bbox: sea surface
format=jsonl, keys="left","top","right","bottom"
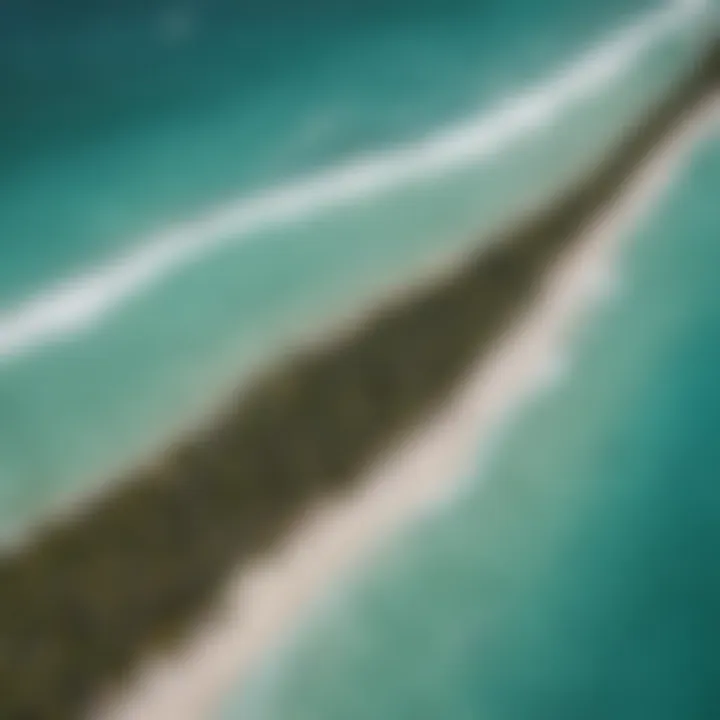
{"left": 0, "top": 0, "right": 709, "bottom": 535}
{"left": 1, "top": 1, "right": 719, "bottom": 717}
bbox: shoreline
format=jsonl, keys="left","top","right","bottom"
{"left": 0, "top": 41, "right": 716, "bottom": 720}
{"left": 99, "top": 99, "right": 720, "bottom": 720}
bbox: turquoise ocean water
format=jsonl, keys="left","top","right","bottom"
{"left": 0, "top": 0, "right": 708, "bottom": 535}
{"left": 1, "top": 1, "right": 719, "bottom": 716}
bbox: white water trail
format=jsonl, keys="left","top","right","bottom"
{"left": 0, "top": 0, "right": 707, "bottom": 362}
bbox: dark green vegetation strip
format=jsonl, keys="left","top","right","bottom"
{"left": 0, "top": 43, "right": 717, "bottom": 720}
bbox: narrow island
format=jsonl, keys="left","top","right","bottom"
{"left": 0, "top": 38, "right": 717, "bottom": 720}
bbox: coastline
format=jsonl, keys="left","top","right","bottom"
{"left": 98, "top": 99, "right": 720, "bottom": 720}
{"left": 0, "top": 40, "right": 716, "bottom": 720}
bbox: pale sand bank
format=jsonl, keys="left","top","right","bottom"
{"left": 98, "top": 96, "right": 719, "bottom": 720}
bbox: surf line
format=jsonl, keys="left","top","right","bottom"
{"left": 0, "top": 0, "right": 707, "bottom": 362}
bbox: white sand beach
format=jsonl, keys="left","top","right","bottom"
{"left": 97, "top": 95, "right": 719, "bottom": 720}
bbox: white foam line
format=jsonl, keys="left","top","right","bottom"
{"left": 0, "top": 0, "right": 707, "bottom": 362}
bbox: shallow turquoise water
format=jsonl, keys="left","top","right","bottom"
{"left": 217, "top": 126, "right": 720, "bottom": 720}
{"left": 0, "top": 0, "right": 658, "bottom": 303}
{"left": 0, "top": 0, "right": 706, "bottom": 535}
